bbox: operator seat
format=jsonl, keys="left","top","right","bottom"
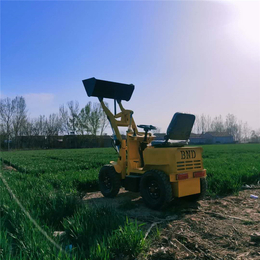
{"left": 151, "top": 113, "right": 195, "bottom": 147}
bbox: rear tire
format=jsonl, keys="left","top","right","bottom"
{"left": 99, "top": 165, "right": 121, "bottom": 198}
{"left": 140, "top": 170, "right": 172, "bottom": 210}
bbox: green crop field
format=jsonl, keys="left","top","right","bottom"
{"left": 201, "top": 144, "right": 260, "bottom": 195}
{"left": 1, "top": 144, "right": 260, "bottom": 259}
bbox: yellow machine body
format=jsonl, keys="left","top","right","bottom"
{"left": 143, "top": 146, "right": 205, "bottom": 197}
{"left": 111, "top": 130, "right": 206, "bottom": 198}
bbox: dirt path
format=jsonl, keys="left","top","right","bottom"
{"left": 83, "top": 188, "right": 260, "bottom": 260}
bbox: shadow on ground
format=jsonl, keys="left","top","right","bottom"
{"left": 82, "top": 188, "right": 200, "bottom": 222}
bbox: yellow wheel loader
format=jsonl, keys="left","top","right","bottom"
{"left": 82, "top": 78, "right": 207, "bottom": 209}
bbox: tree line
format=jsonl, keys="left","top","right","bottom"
{"left": 192, "top": 114, "right": 260, "bottom": 143}
{"left": 0, "top": 96, "right": 109, "bottom": 149}
{"left": 1, "top": 96, "right": 260, "bottom": 147}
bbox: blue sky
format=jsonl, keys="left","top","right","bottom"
{"left": 1, "top": 1, "right": 260, "bottom": 132}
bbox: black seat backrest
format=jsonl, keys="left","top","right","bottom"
{"left": 165, "top": 113, "right": 195, "bottom": 142}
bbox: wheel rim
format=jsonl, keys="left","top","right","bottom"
{"left": 146, "top": 178, "right": 160, "bottom": 200}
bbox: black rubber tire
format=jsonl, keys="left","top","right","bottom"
{"left": 189, "top": 178, "right": 207, "bottom": 201}
{"left": 140, "top": 170, "right": 172, "bottom": 210}
{"left": 99, "top": 165, "right": 121, "bottom": 198}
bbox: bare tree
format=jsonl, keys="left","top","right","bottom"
{"left": 59, "top": 105, "right": 70, "bottom": 135}
{"left": 200, "top": 114, "right": 207, "bottom": 133}
{"left": 225, "top": 114, "right": 242, "bottom": 141}
{"left": 22, "top": 115, "right": 46, "bottom": 136}
{"left": 236, "top": 121, "right": 243, "bottom": 142}
{"left": 205, "top": 115, "right": 212, "bottom": 132}
{"left": 22, "top": 118, "right": 34, "bottom": 136}
{"left": 99, "top": 102, "right": 109, "bottom": 136}
{"left": 0, "top": 97, "right": 15, "bottom": 150}
{"left": 211, "top": 115, "right": 225, "bottom": 132}
{"left": 88, "top": 103, "right": 101, "bottom": 136}
{"left": 0, "top": 96, "right": 28, "bottom": 148}
{"left": 0, "top": 122, "right": 5, "bottom": 136}
{"left": 250, "top": 130, "right": 260, "bottom": 143}
{"left": 193, "top": 114, "right": 219, "bottom": 134}
{"left": 77, "top": 103, "right": 91, "bottom": 135}
{"left": 12, "top": 96, "right": 27, "bottom": 140}
{"left": 33, "top": 115, "right": 47, "bottom": 136}
{"left": 192, "top": 115, "right": 201, "bottom": 134}
{"left": 67, "top": 101, "right": 79, "bottom": 133}
{"left": 76, "top": 102, "right": 109, "bottom": 136}
{"left": 256, "top": 129, "right": 260, "bottom": 143}
{"left": 242, "top": 122, "right": 251, "bottom": 142}
{"left": 45, "top": 113, "right": 62, "bottom": 136}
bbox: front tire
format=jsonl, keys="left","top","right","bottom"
{"left": 140, "top": 170, "right": 172, "bottom": 210}
{"left": 99, "top": 165, "right": 121, "bottom": 198}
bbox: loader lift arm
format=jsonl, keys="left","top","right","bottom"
{"left": 98, "top": 98, "right": 139, "bottom": 150}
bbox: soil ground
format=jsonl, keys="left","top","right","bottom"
{"left": 83, "top": 188, "right": 260, "bottom": 260}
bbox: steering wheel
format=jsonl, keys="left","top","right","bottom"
{"left": 137, "top": 125, "right": 156, "bottom": 142}
{"left": 137, "top": 125, "right": 157, "bottom": 132}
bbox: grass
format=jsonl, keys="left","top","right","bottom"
{"left": 1, "top": 148, "right": 118, "bottom": 197}
{"left": 2, "top": 144, "right": 259, "bottom": 196}
{"left": 0, "top": 148, "right": 146, "bottom": 259}
{"left": 1, "top": 144, "right": 260, "bottom": 259}
{"left": 201, "top": 144, "right": 260, "bottom": 195}
{"left": 0, "top": 169, "right": 145, "bottom": 259}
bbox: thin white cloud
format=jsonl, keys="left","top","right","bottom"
{"left": 24, "top": 93, "right": 54, "bottom": 102}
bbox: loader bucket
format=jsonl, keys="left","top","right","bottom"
{"left": 166, "top": 113, "right": 195, "bottom": 141}
{"left": 82, "top": 77, "right": 135, "bottom": 101}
